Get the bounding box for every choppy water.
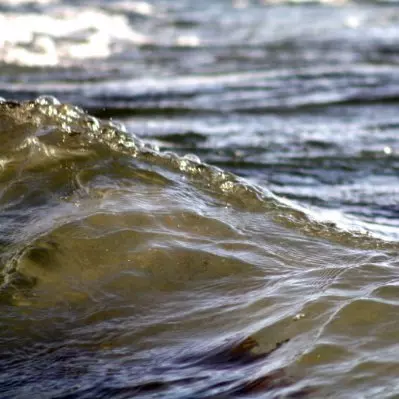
[1,1,399,398]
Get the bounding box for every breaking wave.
[0,97,398,398]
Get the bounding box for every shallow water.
[1,1,399,398]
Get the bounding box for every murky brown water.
[0,99,398,398]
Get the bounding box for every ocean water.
[1,1,399,398]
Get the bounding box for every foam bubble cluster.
[0,96,394,251]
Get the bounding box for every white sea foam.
[0,7,149,66]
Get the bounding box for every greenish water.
[0,98,398,398]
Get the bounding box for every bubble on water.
[60,122,71,134]
[293,313,305,321]
[108,120,127,133]
[220,180,235,193]
[101,127,117,140]
[163,151,179,160]
[58,104,84,120]
[123,141,137,149]
[183,153,201,164]
[35,95,60,106]
[0,97,6,104]
[85,116,100,132]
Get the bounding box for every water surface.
[1,1,399,398]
